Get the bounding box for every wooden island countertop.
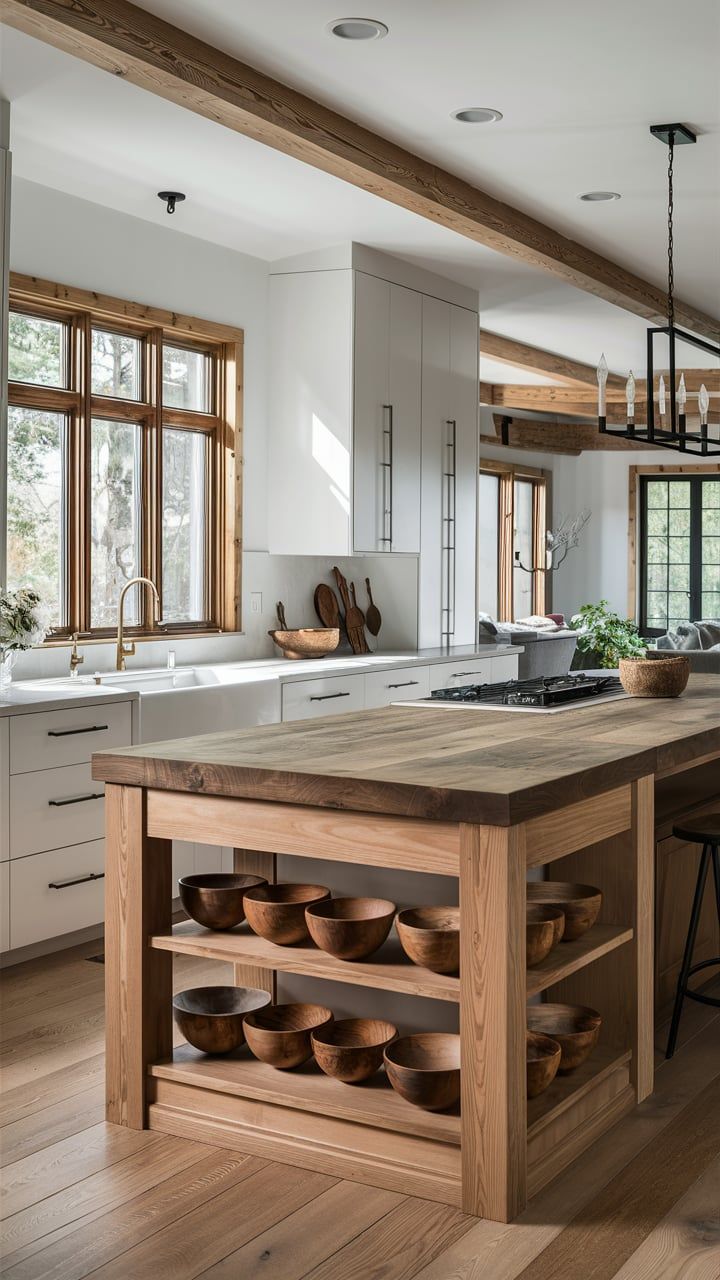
[92,675,720,824]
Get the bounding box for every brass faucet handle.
[70,633,84,671]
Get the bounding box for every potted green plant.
[0,588,49,689]
[569,600,646,670]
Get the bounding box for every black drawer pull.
[310,692,351,702]
[387,681,419,689]
[451,671,486,678]
[48,872,105,889]
[48,792,104,807]
[48,724,109,737]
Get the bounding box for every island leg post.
[460,822,526,1221]
[631,774,655,1102]
[105,784,172,1128]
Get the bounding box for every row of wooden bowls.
[173,987,460,1111]
[526,1003,602,1098]
[526,882,602,966]
[180,872,461,971]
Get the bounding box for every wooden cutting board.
[313,584,341,629]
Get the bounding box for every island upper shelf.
[92,675,720,824]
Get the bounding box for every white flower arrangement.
[0,587,50,653]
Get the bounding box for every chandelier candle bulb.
[626,371,636,425]
[677,372,687,435]
[597,353,608,419]
[658,374,666,418]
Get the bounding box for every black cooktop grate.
[429,674,624,707]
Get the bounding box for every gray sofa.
[656,621,720,673]
[478,616,577,679]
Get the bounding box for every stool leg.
[711,843,720,929]
[666,843,711,1060]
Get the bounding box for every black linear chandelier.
[598,123,719,456]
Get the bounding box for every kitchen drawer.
[10,763,105,859]
[282,673,365,722]
[10,840,105,949]
[365,666,430,708]
[0,861,8,952]
[10,701,132,774]
[427,657,495,692]
[491,653,519,682]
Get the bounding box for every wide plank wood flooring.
[1,940,719,1279]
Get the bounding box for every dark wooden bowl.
[173,985,271,1055]
[526,1030,562,1098]
[526,904,565,967]
[243,1002,334,1069]
[305,897,396,961]
[395,907,459,974]
[311,1017,398,1083]
[243,882,331,945]
[179,872,268,931]
[526,1003,602,1072]
[526,882,602,942]
[384,1033,461,1111]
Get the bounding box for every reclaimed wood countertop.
[92,676,720,825]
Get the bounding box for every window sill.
[38,629,240,648]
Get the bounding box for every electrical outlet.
[250,592,262,615]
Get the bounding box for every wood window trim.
[627,462,720,624]
[7,272,243,641]
[480,458,552,621]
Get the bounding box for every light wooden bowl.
[526,1003,602,1073]
[619,654,689,698]
[268,628,340,660]
[526,882,602,942]
[179,873,268,931]
[526,904,565,967]
[243,1002,334,1069]
[243,882,331,945]
[311,1017,398,1083]
[384,1033,461,1112]
[173,985,271,1055]
[305,897,396,961]
[526,1030,562,1098]
[395,906,460,974]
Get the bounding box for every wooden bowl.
[526,904,565,967]
[526,1003,602,1073]
[526,882,602,942]
[179,873,268,931]
[173,985,271,1055]
[384,1033,461,1112]
[526,1030,562,1098]
[305,897,396,961]
[395,907,460,974]
[619,654,689,699]
[243,882,331,945]
[243,1002,334,1069]
[268,628,340,660]
[311,1017,398,1083]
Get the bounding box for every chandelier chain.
[667,132,675,329]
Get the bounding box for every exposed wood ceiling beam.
[2,0,719,342]
[488,415,642,454]
[480,331,625,389]
[489,383,719,424]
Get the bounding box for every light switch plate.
[250,592,263,615]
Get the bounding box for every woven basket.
[619,655,690,698]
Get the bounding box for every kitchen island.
[93,675,720,1223]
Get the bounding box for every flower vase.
[0,650,16,691]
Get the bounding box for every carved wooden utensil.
[313,583,341,630]
[276,601,288,629]
[333,567,368,654]
[347,581,370,653]
[365,578,382,636]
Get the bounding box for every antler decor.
[515,510,591,575]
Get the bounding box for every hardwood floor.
[1,941,719,1279]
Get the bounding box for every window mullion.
[689,477,703,622]
[146,328,163,628]
[72,312,91,634]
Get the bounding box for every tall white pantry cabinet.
[268,245,479,647]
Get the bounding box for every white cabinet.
[10,701,131,773]
[282,673,365,723]
[419,298,479,648]
[428,653,518,691]
[364,666,430,708]
[353,274,422,553]
[10,840,106,950]
[0,861,8,953]
[10,764,105,858]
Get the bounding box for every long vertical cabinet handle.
[380,403,393,549]
[441,419,457,644]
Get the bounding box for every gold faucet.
[69,633,84,677]
[116,577,161,671]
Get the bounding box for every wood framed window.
[478,459,550,621]
[628,464,720,634]
[5,274,242,640]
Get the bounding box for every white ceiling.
[1,2,718,382]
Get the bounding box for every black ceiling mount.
[157,190,186,215]
[650,123,697,147]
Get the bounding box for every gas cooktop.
[405,674,628,714]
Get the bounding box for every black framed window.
[640,474,720,634]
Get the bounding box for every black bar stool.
[665,813,720,1059]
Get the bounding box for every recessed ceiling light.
[327,17,388,40]
[578,190,622,202]
[451,107,503,124]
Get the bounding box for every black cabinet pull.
[48,792,104,807]
[48,872,105,889]
[451,671,486,678]
[48,725,109,738]
[309,691,351,702]
[387,681,419,689]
